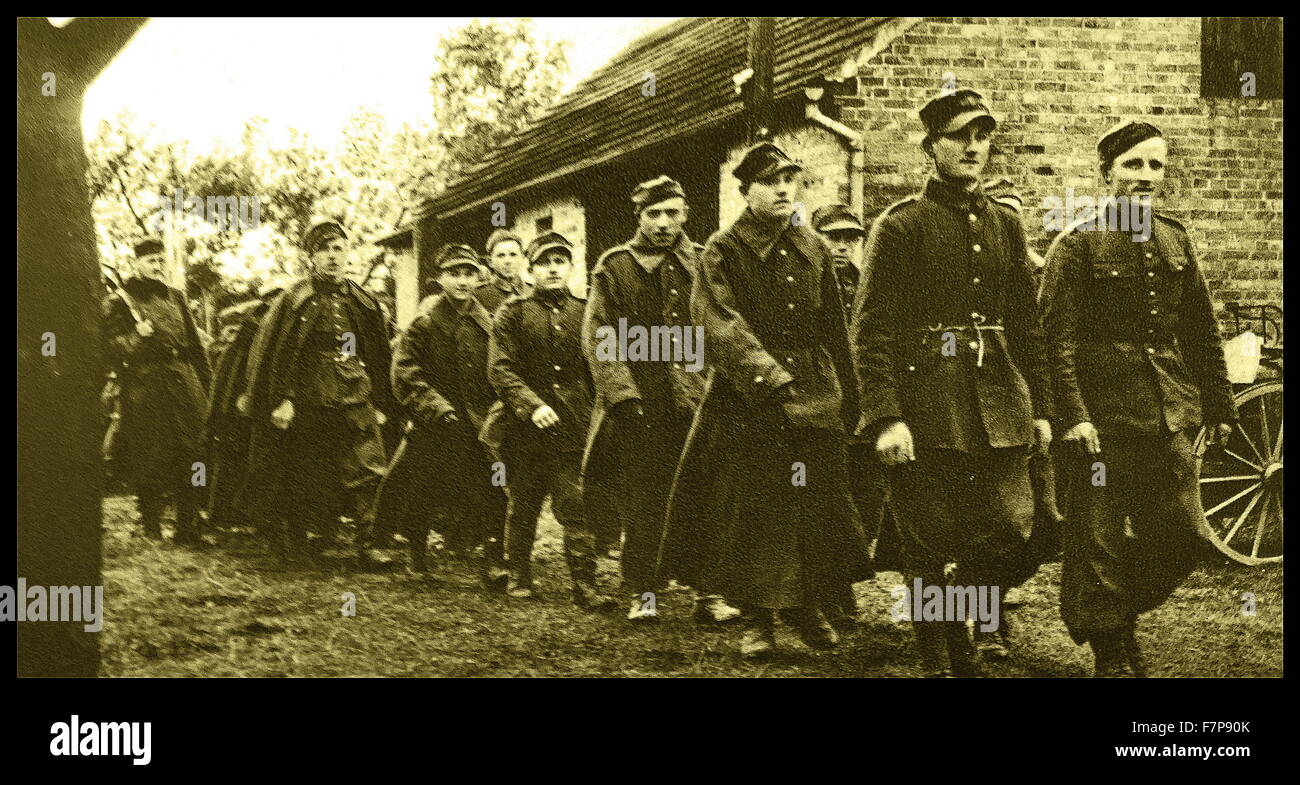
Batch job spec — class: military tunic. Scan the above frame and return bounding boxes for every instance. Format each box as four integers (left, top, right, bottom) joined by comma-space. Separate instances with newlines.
1040, 210, 1237, 645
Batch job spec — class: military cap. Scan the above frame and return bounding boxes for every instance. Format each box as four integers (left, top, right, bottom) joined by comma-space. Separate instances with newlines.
1097, 119, 1163, 170
982, 178, 1024, 212
525, 231, 573, 265
731, 141, 802, 185
631, 175, 686, 211
811, 203, 865, 235
485, 228, 525, 255
919, 89, 996, 136
134, 238, 164, 257
435, 243, 485, 272
301, 221, 348, 255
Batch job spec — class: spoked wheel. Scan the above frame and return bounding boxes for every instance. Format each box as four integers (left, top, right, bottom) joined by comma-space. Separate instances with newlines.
1194, 381, 1283, 565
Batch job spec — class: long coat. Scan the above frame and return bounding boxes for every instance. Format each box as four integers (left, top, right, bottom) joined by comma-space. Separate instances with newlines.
1039, 210, 1236, 433
850, 177, 1051, 452
240, 277, 395, 514
102, 276, 211, 495
579, 229, 707, 486
660, 208, 870, 604
204, 296, 270, 525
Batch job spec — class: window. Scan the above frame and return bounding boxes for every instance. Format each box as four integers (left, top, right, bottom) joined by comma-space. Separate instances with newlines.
1201, 17, 1283, 99
535, 215, 553, 234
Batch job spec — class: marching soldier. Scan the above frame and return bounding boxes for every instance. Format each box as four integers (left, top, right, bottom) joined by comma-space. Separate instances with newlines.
476, 229, 532, 313
385, 244, 509, 586
102, 238, 211, 544
241, 221, 397, 569
582, 175, 742, 625
664, 142, 871, 658
1040, 120, 1237, 677
850, 90, 1052, 676
812, 203, 866, 318
487, 231, 615, 610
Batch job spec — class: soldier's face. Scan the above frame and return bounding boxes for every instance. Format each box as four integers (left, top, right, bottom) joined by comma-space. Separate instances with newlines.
438, 266, 479, 302
133, 252, 167, 282
1105, 136, 1168, 206
929, 122, 992, 185
746, 169, 800, 222
309, 237, 348, 283
821, 230, 864, 266
638, 197, 689, 247
531, 251, 573, 291
488, 240, 525, 279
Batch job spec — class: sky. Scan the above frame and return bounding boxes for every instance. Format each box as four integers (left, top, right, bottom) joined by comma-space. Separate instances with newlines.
82, 17, 676, 150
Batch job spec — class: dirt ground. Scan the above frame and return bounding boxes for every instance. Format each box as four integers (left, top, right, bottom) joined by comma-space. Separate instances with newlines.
98, 495, 1283, 677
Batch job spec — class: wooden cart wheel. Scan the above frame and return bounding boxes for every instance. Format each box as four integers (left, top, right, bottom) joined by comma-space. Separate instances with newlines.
1194, 381, 1283, 565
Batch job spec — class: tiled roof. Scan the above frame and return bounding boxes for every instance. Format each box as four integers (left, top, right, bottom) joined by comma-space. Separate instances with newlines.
420, 17, 893, 219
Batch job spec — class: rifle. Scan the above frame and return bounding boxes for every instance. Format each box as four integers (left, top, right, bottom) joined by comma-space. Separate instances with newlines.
102, 263, 145, 326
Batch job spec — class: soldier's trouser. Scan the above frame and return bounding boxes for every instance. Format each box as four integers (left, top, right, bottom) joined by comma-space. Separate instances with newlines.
618, 414, 691, 594
138, 476, 204, 538
889, 446, 1034, 588
280, 404, 386, 548
1059, 428, 1204, 645
503, 448, 597, 586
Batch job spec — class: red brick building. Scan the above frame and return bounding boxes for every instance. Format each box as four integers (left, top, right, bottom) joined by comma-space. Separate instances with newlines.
403, 17, 1281, 330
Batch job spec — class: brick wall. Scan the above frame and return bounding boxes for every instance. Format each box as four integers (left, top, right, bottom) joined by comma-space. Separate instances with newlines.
834, 16, 1283, 312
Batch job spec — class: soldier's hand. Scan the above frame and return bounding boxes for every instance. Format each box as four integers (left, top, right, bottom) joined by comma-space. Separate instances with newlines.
1204, 422, 1234, 447
532, 404, 560, 429
271, 399, 295, 430
1033, 418, 1052, 456
1062, 421, 1100, 455
135, 320, 155, 338
876, 420, 915, 466
235, 393, 251, 416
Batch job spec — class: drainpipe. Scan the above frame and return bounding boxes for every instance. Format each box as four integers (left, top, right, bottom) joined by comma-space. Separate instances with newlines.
804, 86, 865, 219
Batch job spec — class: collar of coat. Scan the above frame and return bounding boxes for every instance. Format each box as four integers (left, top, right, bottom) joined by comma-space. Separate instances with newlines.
283, 276, 380, 315
923, 175, 990, 214
489, 274, 526, 296
626, 228, 697, 273
428, 292, 493, 336
729, 207, 825, 262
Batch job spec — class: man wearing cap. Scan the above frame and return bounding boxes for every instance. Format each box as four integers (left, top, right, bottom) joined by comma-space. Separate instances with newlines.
663, 142, 871, 659
487, 231, 614, 610
381, 244, 509, 586
850, 89, 1052, 676
1040, 120, 1236, 677
476, 229, 533, 314
582, 175, 742, 625
242, 221, 397, 569
812, 203, 867, 317
102, 238, 212, 544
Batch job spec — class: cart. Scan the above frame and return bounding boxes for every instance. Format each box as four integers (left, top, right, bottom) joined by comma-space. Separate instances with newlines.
1193, 303, 1283, 566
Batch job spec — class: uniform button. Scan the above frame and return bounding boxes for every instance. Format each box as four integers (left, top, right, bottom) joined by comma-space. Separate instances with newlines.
786, 275, 795, 283
754, 375, 764, 384
785, 356, 794, 364
674, 363, 682, 368
552, 382, 560, 388
554, 325, 562, 331
907, 365, 916, 372
1110, 270, 1119, 277
1145, 252, 1153, 259
553, 364, 561, 371
671, 312, 678, 319
968, 340, 979, 350
972, 277, 980, 284
1148, 272, 1156, 278
779, 249, 788, 257
670, 289, 678, 296
1149, 290, 1156, 296
972, 244, 981, 253
970, 312, 980, 319
1147, 328, 1155, 334
1146, 347, 1156, 355
787, 303, 796, 310
1150, 309, 1158, 315
968, 213, 978, 223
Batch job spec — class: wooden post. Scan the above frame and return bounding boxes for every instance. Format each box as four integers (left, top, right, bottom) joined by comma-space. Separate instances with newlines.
745, 18, 776, 144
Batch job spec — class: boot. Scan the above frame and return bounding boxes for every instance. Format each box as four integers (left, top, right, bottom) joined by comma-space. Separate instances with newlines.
173, 496, 207, 548
1091, 631, 1136, 677
973, 614, 1013, 660
138, 495, 164, 540
480, 537, 510, 592
693, 595, 742, 625
945, 621, 985, 677
793, 606, 840, 651
572, 580, 617, 611
739, 609, 777, 659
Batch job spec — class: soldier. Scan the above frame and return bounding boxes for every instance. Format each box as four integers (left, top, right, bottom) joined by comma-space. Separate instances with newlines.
205, 278, 287, 531
476, 229, 532, 313
102, 238, 211, 544
850, 90, 1052, 677
385, 244, 509, 586
1040, 120, 1237, 677
663, 142, 871, 658
812, 203, 866, 316
487, 231, 615, 610
241, 221, 397, 569
582, 175, 742, 625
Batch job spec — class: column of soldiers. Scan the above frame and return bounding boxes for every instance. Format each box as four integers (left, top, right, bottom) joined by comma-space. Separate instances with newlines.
103, 86, 1237, 678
